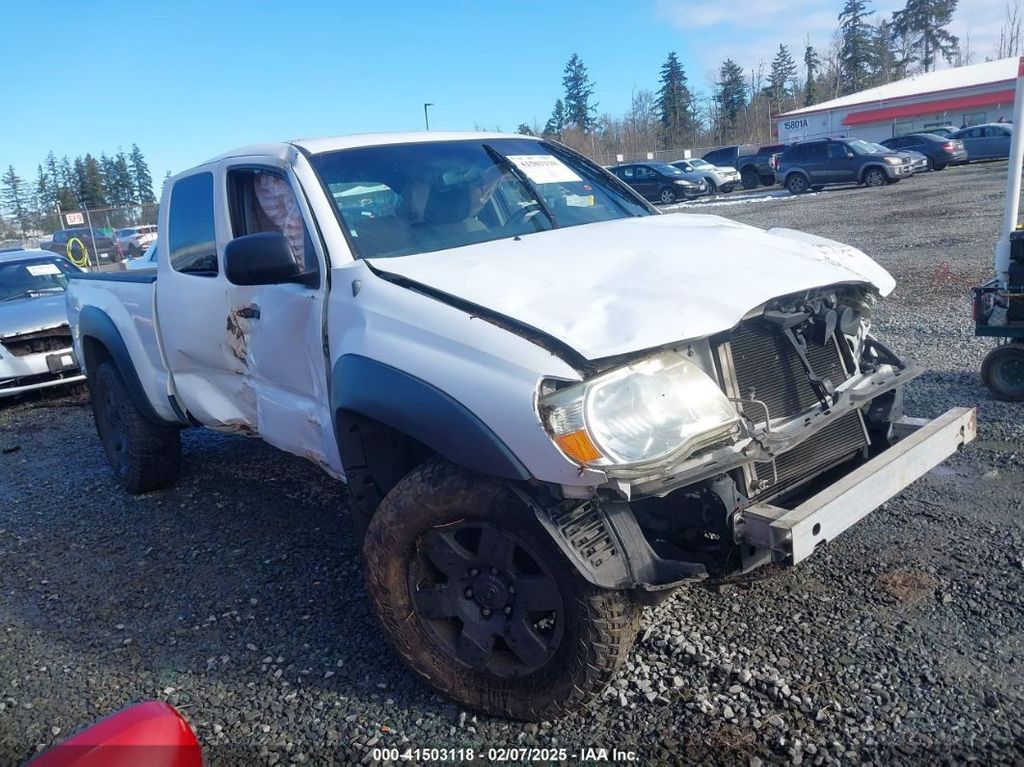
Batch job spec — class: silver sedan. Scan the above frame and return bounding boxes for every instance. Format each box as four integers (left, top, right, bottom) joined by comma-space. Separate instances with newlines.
0, 249, 86, 398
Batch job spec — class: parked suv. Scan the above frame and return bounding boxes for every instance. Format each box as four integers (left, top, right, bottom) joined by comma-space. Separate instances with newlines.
609, 162, 706, 203
702, 144, 786, 189
881, 133, 967, 170
671, 158, 740, 193
777, 138, 914, 194
114, 225, 158, 257
42, 228, 121, 266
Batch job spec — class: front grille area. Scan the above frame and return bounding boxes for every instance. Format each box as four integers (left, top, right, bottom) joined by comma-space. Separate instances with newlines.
728, 317, 847, 420
0, 324, 72, 357
724, 317, 868, 502
751, 412, 866, 501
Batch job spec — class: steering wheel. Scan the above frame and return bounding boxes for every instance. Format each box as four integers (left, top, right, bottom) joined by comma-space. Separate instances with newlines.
506, 201, 545, 229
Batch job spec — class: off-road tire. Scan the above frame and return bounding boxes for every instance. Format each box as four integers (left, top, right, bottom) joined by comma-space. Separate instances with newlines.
362, 457, 642, 721
981, 342, 1024, 401
90, 360, 181, 493
741, 168, 760, 189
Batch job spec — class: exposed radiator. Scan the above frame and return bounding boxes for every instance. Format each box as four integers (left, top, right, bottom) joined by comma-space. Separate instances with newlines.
724, 317, 868, 502
0, 324, 72, 357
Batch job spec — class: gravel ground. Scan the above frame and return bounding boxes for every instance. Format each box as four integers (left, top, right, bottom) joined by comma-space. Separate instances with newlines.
1, 162, 1022, 766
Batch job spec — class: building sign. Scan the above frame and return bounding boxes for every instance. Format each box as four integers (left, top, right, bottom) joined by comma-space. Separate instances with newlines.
65, 212, 85, 226
777, 113, 829, 142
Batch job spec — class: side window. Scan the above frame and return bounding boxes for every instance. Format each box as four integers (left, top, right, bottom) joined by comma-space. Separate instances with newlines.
169, 172, 218, 276
805, 143, 827, 161
621, 167, 635, 179
226, 168, 318, 278
826, 143, 846, 159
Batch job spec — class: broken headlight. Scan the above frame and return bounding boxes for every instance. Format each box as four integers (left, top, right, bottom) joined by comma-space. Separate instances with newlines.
540, 352, 740, 468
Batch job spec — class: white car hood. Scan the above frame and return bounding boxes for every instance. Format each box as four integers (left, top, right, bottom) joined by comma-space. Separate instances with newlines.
369, 214, 895, 360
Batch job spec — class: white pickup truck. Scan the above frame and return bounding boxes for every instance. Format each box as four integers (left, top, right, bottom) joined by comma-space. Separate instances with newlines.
66, 132, 975, 720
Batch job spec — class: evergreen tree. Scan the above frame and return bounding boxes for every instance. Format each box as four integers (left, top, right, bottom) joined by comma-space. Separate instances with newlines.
108, 151, 136, 206
544, 98, 566, 137
516, 123, 534, 136
892, 0, 959, 72
767, 45, 799, 111
78, 153, 106, 207
562, 54, 597, 133
657, 51, 695, 148
839, 0, 876, 94
35, 164, 55, 212
804, 44, 820, 106
129, 144, 156, 204
1, 166, 29, 234
715, 59, 747, 136
873, 19, 905, 83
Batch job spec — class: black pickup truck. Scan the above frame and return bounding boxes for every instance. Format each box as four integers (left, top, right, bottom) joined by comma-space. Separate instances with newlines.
702, 143, 786, 189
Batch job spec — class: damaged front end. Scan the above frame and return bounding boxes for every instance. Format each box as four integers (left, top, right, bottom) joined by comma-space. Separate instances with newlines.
531, 286, 974, 591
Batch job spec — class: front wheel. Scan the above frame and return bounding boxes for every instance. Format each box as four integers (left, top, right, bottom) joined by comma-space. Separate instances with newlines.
934, 162, 947, 171
90, 360, 181, 493
864, 168, 887, 187
659, 187, 677, 204
363, 458, 641, 721
740, 168, 760, 190
981, 343, 1024, 401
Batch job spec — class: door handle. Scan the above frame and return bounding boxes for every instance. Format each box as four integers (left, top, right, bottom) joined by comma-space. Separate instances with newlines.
238, 305, 260, 320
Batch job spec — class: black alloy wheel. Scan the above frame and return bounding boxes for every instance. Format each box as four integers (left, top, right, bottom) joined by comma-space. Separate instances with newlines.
410, 522, 563, 677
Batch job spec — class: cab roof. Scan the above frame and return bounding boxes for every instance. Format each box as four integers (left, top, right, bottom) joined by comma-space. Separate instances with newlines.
203, 131, 538, 165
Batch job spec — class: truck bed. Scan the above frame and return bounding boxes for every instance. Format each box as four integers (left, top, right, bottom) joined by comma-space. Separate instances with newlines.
66, 270, 179, 423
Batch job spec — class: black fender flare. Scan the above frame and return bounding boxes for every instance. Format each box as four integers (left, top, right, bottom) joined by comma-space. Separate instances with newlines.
78, 306, 178, 427
331, 354, 530, 482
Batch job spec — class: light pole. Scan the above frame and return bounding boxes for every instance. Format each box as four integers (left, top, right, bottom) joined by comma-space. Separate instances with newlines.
423, 102, 434, 131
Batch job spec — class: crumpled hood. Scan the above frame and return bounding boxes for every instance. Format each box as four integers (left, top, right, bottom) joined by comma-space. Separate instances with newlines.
370, 214, 895, 360
0, 294, 70, 339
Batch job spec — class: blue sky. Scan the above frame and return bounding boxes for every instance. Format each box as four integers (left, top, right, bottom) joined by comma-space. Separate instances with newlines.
0, 0, 1001, 190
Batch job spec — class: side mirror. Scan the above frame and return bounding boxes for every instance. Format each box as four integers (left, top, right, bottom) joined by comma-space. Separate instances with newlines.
846, 151, 855, 158
224, 232, 302, 286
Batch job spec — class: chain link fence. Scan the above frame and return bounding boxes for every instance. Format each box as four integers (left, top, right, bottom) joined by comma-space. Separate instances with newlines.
2, 203, 158, 271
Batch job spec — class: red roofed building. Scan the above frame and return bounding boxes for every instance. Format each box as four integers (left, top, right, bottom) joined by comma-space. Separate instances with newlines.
775, 57, 1021, 143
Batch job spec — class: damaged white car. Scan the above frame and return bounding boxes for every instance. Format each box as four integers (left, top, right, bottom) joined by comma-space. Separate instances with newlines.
65, 133, 975, 720
0, 249, 84, 397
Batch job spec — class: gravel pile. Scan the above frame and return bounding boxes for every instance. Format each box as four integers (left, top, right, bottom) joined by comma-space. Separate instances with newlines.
1, 162, 1021, 765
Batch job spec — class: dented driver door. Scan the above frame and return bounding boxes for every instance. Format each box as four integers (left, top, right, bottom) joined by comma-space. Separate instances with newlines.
219, 160, 336, 473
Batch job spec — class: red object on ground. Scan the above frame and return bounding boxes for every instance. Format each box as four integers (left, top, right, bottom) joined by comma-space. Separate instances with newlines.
26, 701, 202, 767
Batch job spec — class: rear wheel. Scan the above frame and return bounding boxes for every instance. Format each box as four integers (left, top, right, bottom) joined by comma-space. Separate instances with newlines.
659, 187, 677, 204
740, 168, 760, 190
981, 343, 1024, 401
864, 167, 887, 187
705, 177, 718, 194
363, 458, 641, 720
89, 360, 181, 493
786, 173, 809, 194
934, 162, 947, 171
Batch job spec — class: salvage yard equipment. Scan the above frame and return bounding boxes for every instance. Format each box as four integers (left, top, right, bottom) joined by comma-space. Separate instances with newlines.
975, 56, 1024, 401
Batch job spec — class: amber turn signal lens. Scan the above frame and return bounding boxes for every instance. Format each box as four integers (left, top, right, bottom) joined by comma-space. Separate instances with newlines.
554, 430, 603, 464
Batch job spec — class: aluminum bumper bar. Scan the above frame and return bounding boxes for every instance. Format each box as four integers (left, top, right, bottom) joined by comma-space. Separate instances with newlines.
741, 407, 976, 565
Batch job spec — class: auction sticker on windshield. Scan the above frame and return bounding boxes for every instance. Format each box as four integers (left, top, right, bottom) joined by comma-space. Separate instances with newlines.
508, 155, 582, 184
26, 264, 61, 276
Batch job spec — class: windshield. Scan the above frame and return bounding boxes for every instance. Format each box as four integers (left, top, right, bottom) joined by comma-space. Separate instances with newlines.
689, 159, 712, 168
310, 138, 650, 260
648, 162, 685, 176
847, 139, 880, 156
0, 257, 76, 302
